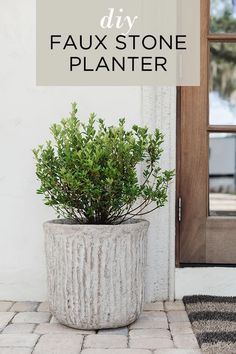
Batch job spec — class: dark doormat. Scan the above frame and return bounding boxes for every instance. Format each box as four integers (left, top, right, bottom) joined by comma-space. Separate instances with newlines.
183, 295, 236, 354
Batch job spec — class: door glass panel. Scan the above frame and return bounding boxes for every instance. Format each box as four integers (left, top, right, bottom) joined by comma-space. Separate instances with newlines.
209, 133, 236, 216
210, 0, 236, 33
209, 43, 236, 125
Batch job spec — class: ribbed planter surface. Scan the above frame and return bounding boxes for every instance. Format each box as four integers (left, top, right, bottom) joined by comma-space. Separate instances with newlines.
44, 219, 149, 329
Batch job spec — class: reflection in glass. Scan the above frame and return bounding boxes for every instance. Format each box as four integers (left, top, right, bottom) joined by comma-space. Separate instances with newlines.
210, 0, 236, 33
209, 43, 236, 125
209, 133, 236, 216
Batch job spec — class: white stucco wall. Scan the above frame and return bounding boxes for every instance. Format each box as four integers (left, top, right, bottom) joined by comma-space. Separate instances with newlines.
176, 268, 236, 299
0, 0, 176, 301
142, 87, 176, 301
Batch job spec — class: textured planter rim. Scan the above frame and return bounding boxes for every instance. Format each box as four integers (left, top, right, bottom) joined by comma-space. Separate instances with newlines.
44, 218, 149, 232
43, 219, 150, 238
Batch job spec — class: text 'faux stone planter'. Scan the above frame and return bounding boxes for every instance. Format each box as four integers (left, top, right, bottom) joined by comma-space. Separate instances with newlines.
44, 219, 149, 330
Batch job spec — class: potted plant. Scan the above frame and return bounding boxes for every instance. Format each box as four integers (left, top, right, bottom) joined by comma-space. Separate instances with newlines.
33, 103, 174, 330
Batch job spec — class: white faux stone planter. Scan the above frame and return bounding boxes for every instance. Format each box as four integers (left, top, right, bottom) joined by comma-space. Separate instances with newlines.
44, 219, 149, 329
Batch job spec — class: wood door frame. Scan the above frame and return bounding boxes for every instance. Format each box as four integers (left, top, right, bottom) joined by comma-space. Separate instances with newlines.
176, 86, 208, 267
176, 86, 181, 267
176, 0, 236, 266
176, 0, 209, 265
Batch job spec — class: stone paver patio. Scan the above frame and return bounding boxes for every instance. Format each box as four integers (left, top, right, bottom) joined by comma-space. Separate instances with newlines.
0, 300, 202, 354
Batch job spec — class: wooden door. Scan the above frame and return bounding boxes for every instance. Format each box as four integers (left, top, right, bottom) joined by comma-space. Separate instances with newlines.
178, 0, 236, 264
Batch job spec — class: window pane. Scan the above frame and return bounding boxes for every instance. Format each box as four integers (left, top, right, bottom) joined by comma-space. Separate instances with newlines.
209, 43, 236, 125
209, 133, 236, 216
210, 0, 236, 33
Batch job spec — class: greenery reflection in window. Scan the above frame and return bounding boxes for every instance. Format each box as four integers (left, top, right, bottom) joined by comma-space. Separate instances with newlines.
211, 0, 236, 33
210, 43, 236, 125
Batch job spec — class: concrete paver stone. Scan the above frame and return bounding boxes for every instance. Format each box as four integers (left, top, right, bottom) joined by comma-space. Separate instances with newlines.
81, 350, 152, 354
144, 303, 164, 311
12, 312, 51, 324
164, 301, 185, 311
33, 333, 83, 354
0, 348, 33, 354
98, 327, 128, 336
167, 311, 189, 323
35, 323, 95, 335
84, 334, 127, 349
129, 337, 174, 350
0, 334, 39, 347
154, 350, 202, 354
173, 334, 200, 349
129, 329, 171, 338
11, 302, 39, 312
0, 302, 13, 312
0, 312, 16, 331
3, 323, 35, 334
37, 302, 50, 312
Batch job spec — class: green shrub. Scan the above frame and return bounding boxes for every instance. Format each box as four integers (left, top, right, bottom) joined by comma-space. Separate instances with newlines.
33, 103, 174, 224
